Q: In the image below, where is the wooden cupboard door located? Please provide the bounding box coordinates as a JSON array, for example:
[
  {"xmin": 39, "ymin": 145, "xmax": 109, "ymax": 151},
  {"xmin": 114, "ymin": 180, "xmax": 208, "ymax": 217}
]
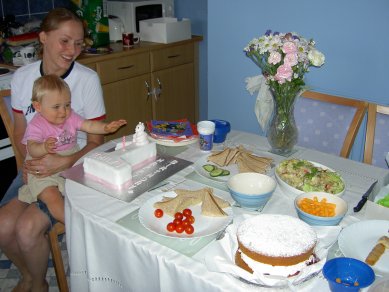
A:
[
  {"xmin": 103, "ymin": 74, "xmax": 153, "ymax": 141},
  {"xmin": 152, "ymin": 63, "xmax": 195, "ymax": 123}
]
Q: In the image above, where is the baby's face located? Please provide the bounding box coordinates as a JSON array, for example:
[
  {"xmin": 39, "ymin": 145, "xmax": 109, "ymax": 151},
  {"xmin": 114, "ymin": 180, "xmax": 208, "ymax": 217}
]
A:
[{"xmin": 37, "ymin": 89, "xmax": 72, "ymax": 125}]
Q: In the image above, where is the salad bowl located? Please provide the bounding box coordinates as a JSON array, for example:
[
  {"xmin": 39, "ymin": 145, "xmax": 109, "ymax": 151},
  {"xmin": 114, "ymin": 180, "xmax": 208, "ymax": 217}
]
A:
[{"xmin": 275, "ymin": 159, "xmax": 345, "ymax": 197}]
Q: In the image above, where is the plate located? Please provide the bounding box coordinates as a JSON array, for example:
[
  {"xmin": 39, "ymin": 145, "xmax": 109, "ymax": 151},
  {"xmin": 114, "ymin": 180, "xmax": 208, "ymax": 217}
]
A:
[
  {"xmin": 138, "ymin": 192, "xmax": 233, "ymax": 239},
  {"xmin": 82, "ymin": 47, "xmax": 112, "ymax": 55},
  {"xmin": 193, "ymin": 155, "xmax": 238, "ymax": 183},
  {"xmin": 338, "ymin": 220, "xmax": 389, "ymax": 276},
  {"xmin": 275, "ymin": 159, "xmax": 345, "ymax": 197},
  {"xmin": 148, "ymin": 135, "xmax": 198, "ymax": 147}
]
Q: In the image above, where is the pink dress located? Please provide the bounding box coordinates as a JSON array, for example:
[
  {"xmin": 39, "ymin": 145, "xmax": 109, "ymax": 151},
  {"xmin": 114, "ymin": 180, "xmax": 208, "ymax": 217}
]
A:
[{"xmin": 19, "ymin": 111, "xmax": 84, "ymax": 203}]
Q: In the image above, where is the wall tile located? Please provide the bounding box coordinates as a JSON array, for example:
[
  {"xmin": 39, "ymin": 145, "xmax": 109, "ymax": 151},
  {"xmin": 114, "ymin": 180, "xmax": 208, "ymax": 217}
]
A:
[
  {"xmin": 29, "ymin": 0, "xmax": 53, "ymax": 14},
  {"xmin": 3, "ymin": 0, "xmax": 29, "ymax": 17}
]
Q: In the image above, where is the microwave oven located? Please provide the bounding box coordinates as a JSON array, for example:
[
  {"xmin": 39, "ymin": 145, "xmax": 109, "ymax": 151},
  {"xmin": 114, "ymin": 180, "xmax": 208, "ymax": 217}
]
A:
[{"xmin": 107, "ymin": 0, "xmax": 174, "ymax": 34}]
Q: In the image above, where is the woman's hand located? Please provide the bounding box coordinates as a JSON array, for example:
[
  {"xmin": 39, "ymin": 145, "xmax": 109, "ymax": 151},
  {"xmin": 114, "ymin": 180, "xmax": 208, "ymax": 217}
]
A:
[{"xmin": 24, "ymin": 153, "xmax": 71, "ymax": 178}]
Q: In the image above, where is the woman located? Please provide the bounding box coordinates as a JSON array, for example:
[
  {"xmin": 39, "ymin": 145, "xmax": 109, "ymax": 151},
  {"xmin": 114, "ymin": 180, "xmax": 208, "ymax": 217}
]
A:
[{"xmin": 0, "ymin": 8, "xmax": 106, "ymax": 292}]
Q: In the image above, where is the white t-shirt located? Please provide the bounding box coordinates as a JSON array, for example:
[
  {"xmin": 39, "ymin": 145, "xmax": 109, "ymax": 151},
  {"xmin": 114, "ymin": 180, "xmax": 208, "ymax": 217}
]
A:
[{"xmin": 11, "ymin": 61, "xmax": 106, "ymax": 147}]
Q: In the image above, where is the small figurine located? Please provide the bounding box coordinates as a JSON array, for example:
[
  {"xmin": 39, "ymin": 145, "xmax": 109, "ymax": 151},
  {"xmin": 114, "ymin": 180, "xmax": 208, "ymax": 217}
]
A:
[{"xmin": 133, "ymin": 122, "xmax": 149, "ymax": 146}]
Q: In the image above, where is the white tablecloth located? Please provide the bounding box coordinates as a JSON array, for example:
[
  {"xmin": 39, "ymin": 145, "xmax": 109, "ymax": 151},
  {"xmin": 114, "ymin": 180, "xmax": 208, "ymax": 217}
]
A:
[{"xmin": 65, "ymin": 131, "xmax": 389, "ymax": 292}]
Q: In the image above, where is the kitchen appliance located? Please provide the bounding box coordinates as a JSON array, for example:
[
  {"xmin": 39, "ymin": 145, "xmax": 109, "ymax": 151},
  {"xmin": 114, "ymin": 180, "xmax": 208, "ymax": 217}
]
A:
[
  {"xmin": 108, "ymin": 15, "xmax": 124, "ymax": 42},
  {"xmin": 107, "ymin": 0, "xmax": 174, "ymax": 34}
]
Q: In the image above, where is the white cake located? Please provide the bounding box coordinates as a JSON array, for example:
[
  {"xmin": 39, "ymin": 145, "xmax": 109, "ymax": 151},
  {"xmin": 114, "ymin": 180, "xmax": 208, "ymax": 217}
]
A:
[
  {"xmin": 83, "ymin": 122, "xmax": 157, "ymax": 188},
  {"xmin": 235, "ymin": 214, "xmax": 318, "ymax": 277}
]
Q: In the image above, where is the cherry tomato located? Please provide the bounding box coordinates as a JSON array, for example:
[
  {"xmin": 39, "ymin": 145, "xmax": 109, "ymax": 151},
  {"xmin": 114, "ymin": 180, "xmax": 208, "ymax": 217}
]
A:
[
  {"xmin": 175, "ymin": 223, "xmax": 185, "ymax": 233},
  {"xmin": 154, "ymin": 209, "xmax": 163, "ymax": 218},
  {"xmin": 185, "ymin": 225, "xmax": 194, "ymax": 234},
  {"xmin": 182, "ymin": 219, "xmax": 191, "ymax": 227},
  {"xmin": 174, "ymin": 212, "xmax": 184, "ymax": 220},
  {"xmin": 188, "ymin": 215, "xmax": 195, "ymax": 224},
  {"xmin": 167, "ymin": 222, "xmax": 176, "ymax": 232},
  {"xmin": 182, "ymin": 208, "xmax": 192, "ymax": 217},
  {"xmin": 173, "ymin": 218, "xmax": 182, "ymax": 225}
]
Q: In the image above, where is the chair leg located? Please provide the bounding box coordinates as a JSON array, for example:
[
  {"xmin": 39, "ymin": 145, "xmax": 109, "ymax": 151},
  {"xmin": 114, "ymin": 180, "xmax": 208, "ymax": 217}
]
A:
[{"xmin": 48, "ymin": 223, "xmax": 69, "ymax": 292}]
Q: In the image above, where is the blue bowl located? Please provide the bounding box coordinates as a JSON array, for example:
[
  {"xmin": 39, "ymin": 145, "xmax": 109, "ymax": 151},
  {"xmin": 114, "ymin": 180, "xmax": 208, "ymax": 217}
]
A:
[
  {"xmin": 323, "ymin": 257, "xmax": 375, "ymax": 292},
  {"xmin": 210, "ymin": 119, "xmax": 231, "ymax": 143},
  {"xmin": 294, "ymin": 192, "xmax": 348, "ymax": 226},
  {"xmin": 227, "ymin": 172, "xmax": 276, "ymax": 211}
]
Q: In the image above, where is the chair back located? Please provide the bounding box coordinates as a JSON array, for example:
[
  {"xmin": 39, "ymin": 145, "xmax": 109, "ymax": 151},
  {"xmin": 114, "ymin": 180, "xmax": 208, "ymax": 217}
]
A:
[
  {"xmin": 294, "ymin": 90, "xmax": 367, "ymax": 158},
  {"xmin": 0, "ymin": 89, "xmax": 23, "ymax": 170},
  {"xmin": 363, "ymin": 103, "xmax": 389, "ymax": 168}
]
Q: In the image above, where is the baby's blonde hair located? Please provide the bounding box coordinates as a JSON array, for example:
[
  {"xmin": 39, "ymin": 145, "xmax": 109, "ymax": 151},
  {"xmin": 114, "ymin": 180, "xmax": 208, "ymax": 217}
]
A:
[{"xmin": 32, "ymin": 75, "xmax": 71, "ymax": 103}]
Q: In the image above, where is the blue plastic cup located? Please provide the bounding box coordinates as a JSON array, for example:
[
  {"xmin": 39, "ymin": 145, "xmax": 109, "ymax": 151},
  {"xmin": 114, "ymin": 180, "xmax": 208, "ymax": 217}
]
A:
[{"xmin": 323, "ymin": 257, "xmax": 375, "ymax": 292}]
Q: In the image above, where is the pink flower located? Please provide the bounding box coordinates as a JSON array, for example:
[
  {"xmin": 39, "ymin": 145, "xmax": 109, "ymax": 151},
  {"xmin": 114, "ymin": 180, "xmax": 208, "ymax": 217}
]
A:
[
  {"xmin": 268, "ymin": 51, "xmax": 281, "ymax": 65},
  {"xmin": 282, "ymin": 41, "xmax": 297, "ymax": 54},
  {"xmin": 284, "ymin": 53, "xmax": 298, "ymax": 66},
  {"xmin": 275, "ymin": 64, "xmax": 293, "ymax": 84}
]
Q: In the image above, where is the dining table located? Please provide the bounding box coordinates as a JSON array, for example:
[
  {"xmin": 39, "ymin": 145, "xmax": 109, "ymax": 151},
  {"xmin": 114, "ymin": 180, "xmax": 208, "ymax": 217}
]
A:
[{"xmin": 64, "ymin": 130, "xmax": 389, "ymax": 292}]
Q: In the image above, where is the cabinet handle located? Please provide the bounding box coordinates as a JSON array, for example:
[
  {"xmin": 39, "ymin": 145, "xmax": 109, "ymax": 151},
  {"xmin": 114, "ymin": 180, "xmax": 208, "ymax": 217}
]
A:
[
  {"xmin": 167, "ymin": 54, "xmax": 180, "ymax": 59},
  {"xmin": 154, "ymin": 78, "xmax": 162, "ymax": 101},
  {"xmin": 117, "ymin": 65, "xmax": 134, "ymax": 70},
  {"xmin": 144, "ymin": 81, "xmax": 152, "ymax": 101}
]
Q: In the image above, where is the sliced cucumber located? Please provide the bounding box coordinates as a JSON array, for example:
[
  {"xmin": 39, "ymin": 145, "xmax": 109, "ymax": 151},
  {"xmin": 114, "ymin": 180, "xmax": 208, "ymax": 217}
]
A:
[
  {"xmin": 221, "ymin": 169, "xmax": 230, "ymax": 176},
  {"xmin": 203, "ymin": 164, "xmax": 216, "ymax": 172},
  {"xmin": 210, "ymin": 168, "xmax": 224, "ymax": 177}
]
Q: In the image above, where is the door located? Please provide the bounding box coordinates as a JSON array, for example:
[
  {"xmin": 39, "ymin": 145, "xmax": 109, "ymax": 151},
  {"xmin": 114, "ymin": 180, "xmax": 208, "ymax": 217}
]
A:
[
  {"xmin": 103, "ymin": 73, "xmax": 153, "ymax": 141},
  {"xmin": 151, "ymin": 62, "xmax": 195, "ymax": 123}
]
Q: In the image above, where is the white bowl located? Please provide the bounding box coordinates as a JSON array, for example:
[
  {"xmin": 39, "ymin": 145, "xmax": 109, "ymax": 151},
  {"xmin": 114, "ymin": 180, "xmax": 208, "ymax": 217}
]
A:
[
  {"xmin": 294, "ymin": 192, "xmax": 348, "ymax": 226},
  {"xmin": 227, "ymin": 172, "xmax": 276, "ymax": 211},
  {"xmin": 275, "ymin": 159, "xmax": 345, "ymax": 197}
]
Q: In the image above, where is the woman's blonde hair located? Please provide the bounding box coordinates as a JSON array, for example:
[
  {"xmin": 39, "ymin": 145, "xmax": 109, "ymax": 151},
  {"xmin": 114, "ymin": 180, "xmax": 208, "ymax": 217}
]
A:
[
  {"xmin": 41, "ymin": 7, "xmax": 83, "ymax": 33},
  {"xmin": 32, "ymin": 75, "xmax": 71, "ymax": 103}
]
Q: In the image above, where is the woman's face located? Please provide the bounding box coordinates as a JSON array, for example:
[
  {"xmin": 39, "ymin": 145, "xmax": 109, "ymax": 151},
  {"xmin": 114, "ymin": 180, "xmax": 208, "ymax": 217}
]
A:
[{"xmin": 39, "ymin": 20, "xmax": 84, "ymax": 75}]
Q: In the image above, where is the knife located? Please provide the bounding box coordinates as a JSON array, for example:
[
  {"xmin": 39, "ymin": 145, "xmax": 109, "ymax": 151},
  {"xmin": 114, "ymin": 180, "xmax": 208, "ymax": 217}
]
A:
[{"xmin": 353, "ymin": 180, "xmax": 377, "ymax": 212}]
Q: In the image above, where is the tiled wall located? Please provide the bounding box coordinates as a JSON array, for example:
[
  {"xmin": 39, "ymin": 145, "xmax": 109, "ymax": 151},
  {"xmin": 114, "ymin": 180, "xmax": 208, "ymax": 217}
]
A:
[{"xmin": 0, "ymin": 0, "xmax": 70, "ymax": 23}]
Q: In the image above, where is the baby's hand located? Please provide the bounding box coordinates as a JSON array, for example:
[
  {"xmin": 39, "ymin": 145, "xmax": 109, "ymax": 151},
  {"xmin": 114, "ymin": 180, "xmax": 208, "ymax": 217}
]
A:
[
  {"xmin": 44, "ymin": 137, "xmax": 57, "ymax": 154},
  {"xmin": 104, "ymin": 119, "xmax": 127, "ymax": 133}
]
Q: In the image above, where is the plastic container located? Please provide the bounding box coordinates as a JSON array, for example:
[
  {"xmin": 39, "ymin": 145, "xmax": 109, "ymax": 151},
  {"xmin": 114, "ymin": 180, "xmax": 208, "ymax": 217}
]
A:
[
  {"xmin": 197, "ymin": 121, "xmax": 215, "ymax": 151},
  {"xmin": 323, "ymin": 257, "xmax": 375, "ymax": 292},
  {"xmin": 210, "ymin": 119, "xmax": 231, "ymax": 143}
]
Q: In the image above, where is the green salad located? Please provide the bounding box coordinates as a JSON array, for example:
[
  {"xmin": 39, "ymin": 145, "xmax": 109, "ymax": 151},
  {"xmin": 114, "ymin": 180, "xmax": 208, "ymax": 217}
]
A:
[
  {"xmin": 377, "ymin": 194, "xmax": 389, "ymax": 207},
  {"xmin": 276, "ymin": 159, "xmax": 345, "ymax": 194}
]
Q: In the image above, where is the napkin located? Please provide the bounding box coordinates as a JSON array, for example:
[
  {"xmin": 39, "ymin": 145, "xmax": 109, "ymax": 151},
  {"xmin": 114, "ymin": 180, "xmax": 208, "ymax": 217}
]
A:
[{"xmin": 204, "ymin": 214, "xmax": 341, "ymax": 288}]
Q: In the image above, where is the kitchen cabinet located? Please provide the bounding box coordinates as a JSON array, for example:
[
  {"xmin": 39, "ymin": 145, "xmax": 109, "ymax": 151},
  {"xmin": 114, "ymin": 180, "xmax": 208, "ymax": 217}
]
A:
[{"xmin": 78, "ymin": 36, "xmax": 201, "ymax": 142}]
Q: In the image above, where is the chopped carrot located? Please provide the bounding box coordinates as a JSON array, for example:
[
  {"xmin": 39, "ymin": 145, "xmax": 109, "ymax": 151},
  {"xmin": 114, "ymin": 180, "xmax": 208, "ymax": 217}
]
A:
[{"xmin": 298, "ymin": 196, "xmax": 336, "ymax": 217}]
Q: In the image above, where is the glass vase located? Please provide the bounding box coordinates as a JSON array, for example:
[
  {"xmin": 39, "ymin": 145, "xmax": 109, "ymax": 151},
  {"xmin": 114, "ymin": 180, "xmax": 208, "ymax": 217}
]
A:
[{"xmin": 267, "ymin": 88, "xmax": 299, "ymax": 156}]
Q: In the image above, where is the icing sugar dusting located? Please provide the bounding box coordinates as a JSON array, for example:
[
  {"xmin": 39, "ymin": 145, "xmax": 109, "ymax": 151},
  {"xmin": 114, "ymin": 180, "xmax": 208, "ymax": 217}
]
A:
[{"xmin": 237, "ymin": 214, "xmax": 317, "ymax": 257}]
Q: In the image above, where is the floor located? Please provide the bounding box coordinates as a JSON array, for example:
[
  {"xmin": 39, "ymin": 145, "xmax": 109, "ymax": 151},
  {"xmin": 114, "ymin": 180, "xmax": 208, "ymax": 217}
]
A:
[{"xmin": 0, "ymin": 234, "xmax": 69, "ymax": 292}]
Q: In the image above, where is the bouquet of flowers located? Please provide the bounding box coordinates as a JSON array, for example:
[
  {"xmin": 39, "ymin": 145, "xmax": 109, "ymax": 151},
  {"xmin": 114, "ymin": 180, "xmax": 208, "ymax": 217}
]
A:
[
  {"xmin": 244, "ymin": 30, "xmax": 325, "ymax": 91},
  {"xmin": 244, "ymin": 30, "xmax": 325, "ymax": 155}
]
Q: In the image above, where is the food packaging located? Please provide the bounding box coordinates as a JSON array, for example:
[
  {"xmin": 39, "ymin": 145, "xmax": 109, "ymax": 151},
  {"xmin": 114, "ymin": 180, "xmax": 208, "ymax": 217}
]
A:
[{"xmin": 70, "ymin": 0, "xmax": 110, "ymax": 47}]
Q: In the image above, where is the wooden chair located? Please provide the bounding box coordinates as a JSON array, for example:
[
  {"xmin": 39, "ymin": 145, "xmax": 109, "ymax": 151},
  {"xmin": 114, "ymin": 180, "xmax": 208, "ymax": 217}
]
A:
[
  {"xmin": 295, "ymin": 90, "xmax": 368, "ymax": 158},
  {"xmin": 0, "ymin": 89, "xmax": 69, "ymax": 292},
  {"xmin": 363, "ymin": 103, "xmax": 389, "ymax": 168}
]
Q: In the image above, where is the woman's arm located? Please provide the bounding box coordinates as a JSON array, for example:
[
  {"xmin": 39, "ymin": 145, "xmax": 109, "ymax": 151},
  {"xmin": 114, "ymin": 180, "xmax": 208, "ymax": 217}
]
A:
[{"xmin": 13, "ymin": 112, "xmax": 27, "ymax": 160}]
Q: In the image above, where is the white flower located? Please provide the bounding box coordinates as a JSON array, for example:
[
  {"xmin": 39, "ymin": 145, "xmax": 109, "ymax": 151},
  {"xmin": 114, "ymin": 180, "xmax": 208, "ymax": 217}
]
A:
[{"xmin": 308, "ymin": 49, "xmax": 325, "ymax": 67}]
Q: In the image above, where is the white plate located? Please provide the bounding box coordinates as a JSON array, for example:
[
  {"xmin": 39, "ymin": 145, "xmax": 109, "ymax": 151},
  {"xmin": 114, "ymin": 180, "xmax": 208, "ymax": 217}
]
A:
[
  {"xmin": 338, "ymin": 220, "xmax": 389, "ymax": 276},
  {"xmin": 193, "ymin": 155, "xmax": 239, "ymax": 183},
  {"xmin": 138, "ymin": 192, "xmax": 233, "ymax": 239},
  {"xmin": 148, "ymin": 135, "xmax": 198, "ymax": 147},
  {"xmin": 275, "ymin": 160, "xmax": 345, "ymax": 197}
]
